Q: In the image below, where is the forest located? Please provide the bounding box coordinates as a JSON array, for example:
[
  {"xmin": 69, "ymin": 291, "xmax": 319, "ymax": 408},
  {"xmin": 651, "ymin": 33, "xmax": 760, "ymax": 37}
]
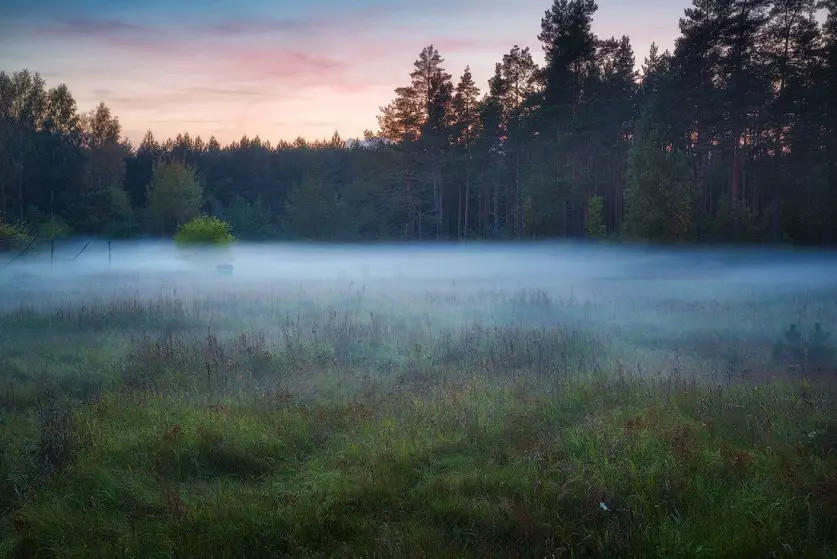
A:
[{"xmin": 1, "ymin": 0, "xmax": 837, "ymax": 245}]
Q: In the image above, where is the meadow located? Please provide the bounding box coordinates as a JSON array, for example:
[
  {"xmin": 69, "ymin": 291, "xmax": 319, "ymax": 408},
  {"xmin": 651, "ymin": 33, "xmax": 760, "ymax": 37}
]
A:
[{"xmin": 1, "ymin": 241, "xmax": 836, "ymax": 558}]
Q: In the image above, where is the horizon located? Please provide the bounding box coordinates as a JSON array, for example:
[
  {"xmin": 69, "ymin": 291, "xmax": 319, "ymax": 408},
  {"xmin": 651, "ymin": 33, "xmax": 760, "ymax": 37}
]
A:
[{"xmin": 0, "ymin": 0, "xmax": 689, "ymax": 147}]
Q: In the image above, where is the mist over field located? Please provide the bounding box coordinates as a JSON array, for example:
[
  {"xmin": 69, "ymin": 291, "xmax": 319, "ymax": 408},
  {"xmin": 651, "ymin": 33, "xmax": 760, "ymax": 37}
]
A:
[
  {"xmin": 3, "ymin": 240, "xmax": 837, "ymax": 557},
  {"xmin": 5, "ymin": 0, "xmax": 837, "ymax": 550},
  {"xmin": 3, "ymin": 241, "xmax": 837, "ymax": 558},
  {"xmin": 5, "ymin": 238, "xmax": 837, "ymax": 295},
  {"xmin": 2, "ymin": 240, "xmax": 836, "ymax": 377}
]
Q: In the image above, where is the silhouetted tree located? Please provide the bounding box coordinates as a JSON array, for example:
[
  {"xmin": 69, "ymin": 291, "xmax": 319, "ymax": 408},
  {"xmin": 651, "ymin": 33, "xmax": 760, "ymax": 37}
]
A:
[{"xmin": 3, "ymin": 0, "xmax": 837, "ymax": 246}]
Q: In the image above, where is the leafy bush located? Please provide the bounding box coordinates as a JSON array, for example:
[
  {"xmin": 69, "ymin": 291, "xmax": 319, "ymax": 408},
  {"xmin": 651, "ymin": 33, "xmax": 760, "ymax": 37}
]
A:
[
  {"xmin": 38, "ymin": 216, "xmax": 73, "ymax": 240},
  {"xmin": 20, "ymin": 207, "xmax": 73, "ymax": 240},
  {"xmin": 174, "ymin": 215, "xmax": 235, "ymax": 246},
  {"xmin": 0, "ymin": 220, "xmax": 32, "ymax": 253}
]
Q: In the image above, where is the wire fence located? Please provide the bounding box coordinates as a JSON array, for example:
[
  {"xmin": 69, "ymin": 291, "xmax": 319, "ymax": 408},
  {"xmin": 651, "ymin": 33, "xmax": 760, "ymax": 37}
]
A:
[{"xmin": 3, "ymin": 237, "xmax": 111, "ymax": 269}]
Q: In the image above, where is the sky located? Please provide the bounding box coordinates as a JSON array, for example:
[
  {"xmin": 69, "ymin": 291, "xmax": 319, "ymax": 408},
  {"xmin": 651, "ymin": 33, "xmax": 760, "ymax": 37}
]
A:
[{"xmin": 0, "ymin": 0, "xmax": 692, "ymax": 147}]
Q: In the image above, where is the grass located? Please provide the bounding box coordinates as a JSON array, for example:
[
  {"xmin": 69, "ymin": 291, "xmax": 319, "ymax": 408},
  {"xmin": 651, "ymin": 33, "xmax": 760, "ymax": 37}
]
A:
[{"xmin": 0, "ymin": 278, "xmax": 836, "ymax": 558}]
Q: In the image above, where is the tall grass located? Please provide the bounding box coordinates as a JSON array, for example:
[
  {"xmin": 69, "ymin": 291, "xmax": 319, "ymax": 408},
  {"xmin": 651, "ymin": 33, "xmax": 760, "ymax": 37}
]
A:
[{"xmin": 1, "ymin": 285, "xmax": 835, "ymax": 558}]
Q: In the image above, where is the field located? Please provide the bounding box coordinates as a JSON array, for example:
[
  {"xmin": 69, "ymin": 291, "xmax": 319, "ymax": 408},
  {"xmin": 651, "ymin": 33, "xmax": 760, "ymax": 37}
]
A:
[{"xmin": 1, "ymin": 241, "xmax": 837, "ymax": 558}]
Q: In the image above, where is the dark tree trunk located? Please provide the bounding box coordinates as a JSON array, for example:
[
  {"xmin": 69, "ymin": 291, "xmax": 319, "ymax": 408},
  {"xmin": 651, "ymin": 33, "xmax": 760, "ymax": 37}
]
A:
[{"xmin": 463, "ymin": 156, "xmax": 471, "ymax": 240}]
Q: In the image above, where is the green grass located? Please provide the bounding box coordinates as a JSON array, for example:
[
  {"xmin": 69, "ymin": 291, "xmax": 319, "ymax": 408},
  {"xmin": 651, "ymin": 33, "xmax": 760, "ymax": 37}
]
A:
[{"xmin": 1, "ymin": 285, "xmax": 836, "ymax": 558}]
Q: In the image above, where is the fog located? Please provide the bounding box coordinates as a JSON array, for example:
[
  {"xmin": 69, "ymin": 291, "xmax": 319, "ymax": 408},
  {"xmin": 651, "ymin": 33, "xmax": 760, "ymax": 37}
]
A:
[
  {"xmin": 3, "ymin": 239, "xmax": 836, "ymax": 298},
  {"xmin": 2, "ymin": 240, "xmax": 837, "ymax": 372}
]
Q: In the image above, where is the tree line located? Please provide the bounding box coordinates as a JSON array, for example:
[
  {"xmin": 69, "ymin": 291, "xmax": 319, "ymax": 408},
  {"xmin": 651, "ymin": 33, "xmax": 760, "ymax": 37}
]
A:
[{"xmin": 1, "ymin": 0, "xmax": 836, "ymax": 245}]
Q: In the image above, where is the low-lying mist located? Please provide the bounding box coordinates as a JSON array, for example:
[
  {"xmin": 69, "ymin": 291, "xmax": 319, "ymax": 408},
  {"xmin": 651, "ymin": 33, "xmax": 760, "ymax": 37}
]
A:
[
  {"xmin": 4, "ymin": 238, "xmax": 836, "ymax": 293},
  {"xmin": 4, "ymin": 240, "xmax": 837, "ymax": 557},
  {"xmin": 2, "ymin": 239, "xmax": 836, "ymax": 381}
]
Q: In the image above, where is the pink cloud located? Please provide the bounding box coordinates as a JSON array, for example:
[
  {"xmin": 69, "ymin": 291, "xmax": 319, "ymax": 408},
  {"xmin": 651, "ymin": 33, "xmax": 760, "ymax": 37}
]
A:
[
  {"xmin": 203, "ymin": 17, "xmax": 330, "ymax": 37},
  {"xmin": 213, "ymin": 48, "xmax": 345, "ymax": 81},
  {"xmin": 94, "ymin": 87, "xmax": 281, "ymax": 112},
  {"xmin": 48, "ymin": 17, "xmax": 148, "ymax": 36},
  {"xmin": 19, "ymin": 11, "xmax": 536, "ymax": 146}
]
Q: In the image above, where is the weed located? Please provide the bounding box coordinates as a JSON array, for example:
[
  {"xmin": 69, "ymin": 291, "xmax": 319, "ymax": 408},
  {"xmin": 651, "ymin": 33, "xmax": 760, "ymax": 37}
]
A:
[
  {"xmin": 0, "ymin": 285, "xmax": 836, "ymax": 557},
  {"xmin": 34, "ymin": 393, "xmax": 74, "ymax": 477}
]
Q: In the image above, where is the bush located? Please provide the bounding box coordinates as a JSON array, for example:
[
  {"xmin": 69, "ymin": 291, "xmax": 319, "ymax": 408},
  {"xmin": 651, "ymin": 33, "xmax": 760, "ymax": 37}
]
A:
[
  {"xmin": 0, "ymin": 220, "xmax": 32, "ymax": 253},
  {"xmin": 38, "ymin": 216, "xmax": 73, "ymax": 240},
  {"xmin": 174, "ymin": 216, "xmax": 235, "ymax": 246}
]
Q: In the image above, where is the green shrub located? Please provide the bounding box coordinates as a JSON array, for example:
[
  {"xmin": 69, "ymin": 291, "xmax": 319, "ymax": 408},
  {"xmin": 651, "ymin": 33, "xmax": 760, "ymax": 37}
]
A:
[
  {"xmin": 0, "ymin": 220, "xmax": 32, "ymax": 253},
  {"xmin": 174, "ymin": 215, "xmax": 235, "ymax": 246},
  {"xmin": 38, "ymin": 216, "xmax": 73, "ymax": 240}
]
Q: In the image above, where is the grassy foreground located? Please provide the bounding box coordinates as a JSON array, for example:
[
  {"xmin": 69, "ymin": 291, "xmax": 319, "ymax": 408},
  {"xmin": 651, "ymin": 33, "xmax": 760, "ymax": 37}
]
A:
[{"xmin": 1, "ymin": 281, "xmax": 836, "ymax": 558}]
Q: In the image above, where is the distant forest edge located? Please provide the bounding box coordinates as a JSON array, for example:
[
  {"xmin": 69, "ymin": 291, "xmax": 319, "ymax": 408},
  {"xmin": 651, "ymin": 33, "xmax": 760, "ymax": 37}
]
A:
[{"xmin": 2, "ymin": 0, "xmax": 837, "ymax": 247}]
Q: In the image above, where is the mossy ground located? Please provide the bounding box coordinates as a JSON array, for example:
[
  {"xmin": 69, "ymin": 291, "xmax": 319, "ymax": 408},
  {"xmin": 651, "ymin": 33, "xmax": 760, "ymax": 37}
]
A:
[{"xmin": 1, "ymin": 282, "xmax": 835, "ymax": 558}]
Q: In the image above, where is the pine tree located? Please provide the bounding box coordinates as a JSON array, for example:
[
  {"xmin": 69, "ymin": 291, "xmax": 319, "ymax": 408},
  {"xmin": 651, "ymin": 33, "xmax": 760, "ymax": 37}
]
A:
[
  {"xmin": 378, "ymin": 45, "xmax": 454, "ymax": 238},
  {"xmin": 411, "ymin": 46, "xmax": 452, "ymax": 125},
  {"xmin": 589, "ymin": 35, "xmax": 637, "ymax": 233},
  {"xmin": 718, "ymin": 0, "xmax": 772, "ymax": 236},
  {"xmin": 452, "ymin": 67, "xmax": 481, "ymax": 239},
  {"xmin": 763, "ymin": 0, "xmax": 822, "ymax": 241},
  {"xmin": 498, "ymin": 46, "xmax": 539, "ymax": 238},
  {"xmin": 820, "ymin": 0, "xmax": 837, "ymax": 242},
  {"xmin": 623, "ymin": 120, "xmax": 695, "ymax": 241},
  {"xmin": 671, "ymin": 1, "xmax": 725, "ymax": 231},
  {"xmin": 537, "ymin": 0, "xmax": 601, "ymax": 236},
  {"xmin": 474, "ymin": 64, "xmax": 507, "ymax": 237},
  {"xmin": 538, "ymin": 0, "xmax": 599, "ymax": 114}
]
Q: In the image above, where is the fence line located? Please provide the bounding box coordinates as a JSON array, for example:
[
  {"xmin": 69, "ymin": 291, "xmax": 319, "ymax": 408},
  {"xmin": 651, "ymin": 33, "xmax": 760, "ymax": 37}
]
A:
[
  {"xmin": 4, "ymin": 236, "xmax": 38, "ymax": 267},
  {"xmin": 4, "ymin": 237, "xmax": 102, "ymax": 268},
  {"xmin": 70, "ymin": 240, "xmax": 92, "ymax": 262}
]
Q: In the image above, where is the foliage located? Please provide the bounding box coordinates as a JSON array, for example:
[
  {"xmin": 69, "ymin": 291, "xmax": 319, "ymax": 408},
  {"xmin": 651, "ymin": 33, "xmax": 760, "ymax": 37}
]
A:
[
  {"xmin": 76, "ymin": 184, "xmax": 137, "ymax": 238},
  {"xmin": 19, "ymin": 208, "xmax": 72, "ymax": 240},
  {"xmin": 0, "ymin": 220, "xmax": 31, "ymax": 252},
  {"xmin": 216, "ymin": 194, "xmax": 275, "ymax": 240},
  {"xmin": 38, "ymin": 216, "xmax": 72, "ymax": 240},
  {"xmin": 708, "ymin": 195, "xmax": 767, "ymax": 243},
  {"xmin": 2, "ymin": 0, "xmax": 837, "ymax": 245},
  {"xmin": 0, "ymin": 286, "xmax": 836, "ymax": 557},
  {"xmin": 174, "ymin": 215, "xmax": 235, "ymax": 246},
  {"xmin": 585, "ymin": 195, "xmax": 607, "ymax": 239},
  {"xmin": 283, "ymin": 174, "xmax": 346, "ymax": 241},
  {"xmin": 146, "ymin": 162, "xmax": 203, "ymax": 236},
  {"xmin": 623, "ymin": 138, "xmax": 695, "ymax": 242}
]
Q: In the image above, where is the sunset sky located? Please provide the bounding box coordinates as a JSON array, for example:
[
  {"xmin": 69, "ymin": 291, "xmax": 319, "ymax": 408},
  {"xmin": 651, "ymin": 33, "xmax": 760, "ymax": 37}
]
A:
[{"xmin": 0, "ymin": 0, "xmax": 691, "ymax": 146}]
